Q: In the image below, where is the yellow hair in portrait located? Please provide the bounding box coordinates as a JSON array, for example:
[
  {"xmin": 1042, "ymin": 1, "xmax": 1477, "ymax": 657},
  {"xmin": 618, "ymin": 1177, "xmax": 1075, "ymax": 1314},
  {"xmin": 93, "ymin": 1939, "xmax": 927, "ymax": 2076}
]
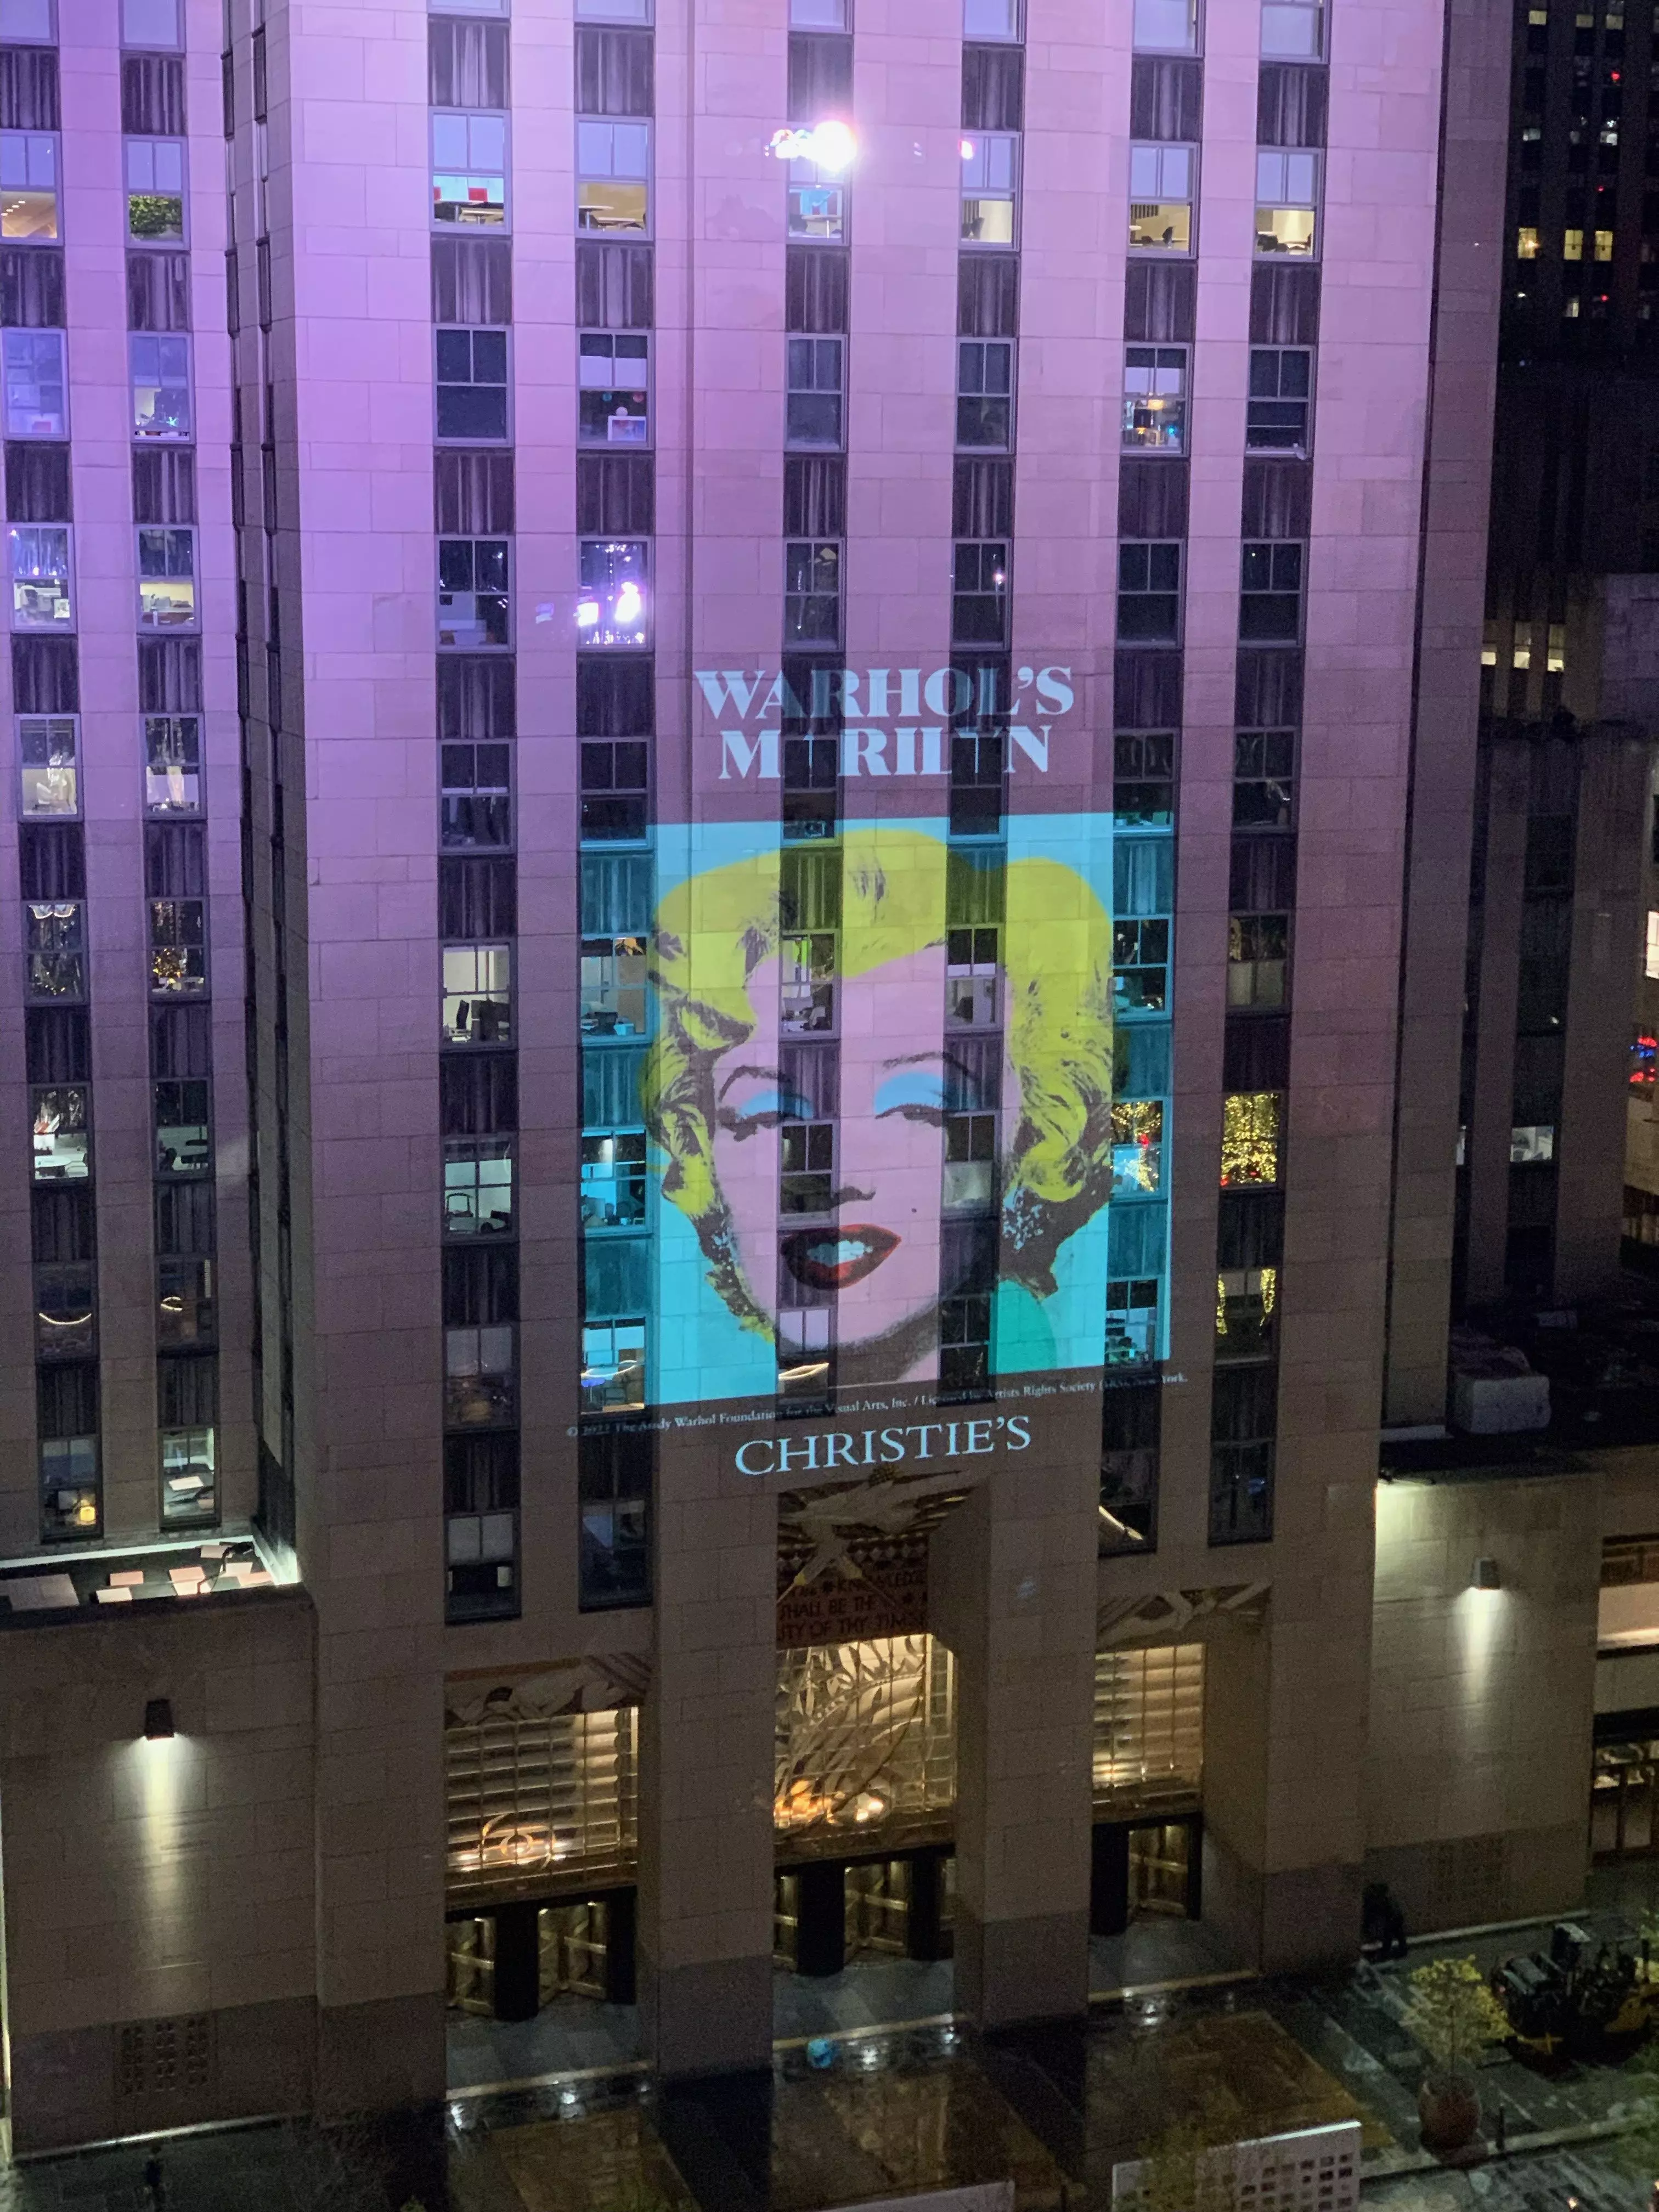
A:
[{"xmin": 641, "ymin": 825, "xmax": 1115, "ymax": 1324}]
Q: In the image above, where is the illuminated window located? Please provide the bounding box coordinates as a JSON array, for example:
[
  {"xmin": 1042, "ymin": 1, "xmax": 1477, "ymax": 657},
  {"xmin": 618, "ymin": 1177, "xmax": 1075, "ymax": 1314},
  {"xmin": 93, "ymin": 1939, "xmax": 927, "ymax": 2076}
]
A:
[
  {"xmin": 578, "ymin": 538, "xmax": 649, "ymax": 646},
  {"xmin": 578, "ymin": 330, "xmax": 648, "ymax": 445},
  {"xmin": 961, "ymin": 131, "xmax": 1018, "ymax": 245},
  {"xmin": 145, "ymin": 714, "xmax": 201, "ymax": 814},
  {"xmin": 4, "ymin": 329, "xmax": 66, "ymax": 437},
  {"xmin": 1, "ymin": 131, "xmax": 58, "ymax": 240},
  {"xmin": 436, "ymin": 111, "xmax": 510, "ymax": 227},
  {"xmin": 580, "ymin": 934, "xmax": 647, "ymax": 1035},
  {"xmin": 1510, "ymin": 1123, "xmax": 1556, "ymax": 1164},
  {"xmin": 447, "ymin": 1137, "xmax": 515, "ymax": 1235},
  {"xmin": 1111, "ymin": 1101, "xmax": 1163, "ymax": 1196},
  {"xmin": 580, "ymin": 1130, "xmax": 645, "ymax": 1228},
  {"xmin": 958, "ymin": 337, "xmax": 1013, "ymax": 448},
  {"xmin": 951, "ymin": 539, "xmax": 1007, "ymax": 644},
  {"xmin": 582, "ymin": 1319, "xmax": 646, "ymax": 1413},
  {"xmin": 442, "ymin": 943, "xmax": 512, "ymax": 1045},
  {"xmin": 1565, "ymin": 228, "xmax": 1585, "ymax": 259},
  {"xmin": 1517, "ymin": 225, "xmax": 1541, "ymax": 258},
  {"xmin": 1128, "ymin": 142, "xmax": 1193, "ymax": 251},
  {"xmin": 1114, "ymin": 917, "xmax": 1169, "ymax": 1013},
  {"xmin": 1255, "ymin": 149, "xmax": 1319, "ymax": 257},
  {"xmin": 1647, "ymin": 909, "xmax": 1659, "ymax": 980},
  {"xmin": 131, "ymin": 331, "xmax": 190, "ymax": 441},
  {"xmin": 9, "ymin": 522, "xmax": 69, "ymax": 628},
  {"xmin": 438, "ymin": 537, "xmax": 510, "ymax": 650},
  {"xmin": 782, "ymin": 932, "xmax": 836, "ymax": 1032},
  {"xmin": 1217, "ymin": 1268, "xmax": 1277, "ymax": 1357},
  {"xmin": 1220, "ymin": 1091, "xmax": 1282, "ymax": 1185},
  {"xmin": 788, "ymin": 156, "xmax": 845, "ymax": 241},
  {"xmin": 26, "ymin": 898, "xmax": 82, "ymax": 1000},
  {"xmin": 1118, "ymin": 539, "xmax": 1181, "ymax": 640},
  {"xmin": 40, "ymin": 1434, "xmax": 98, "ymax": 1539},
  {"xmin": 1133, "ymin": 0, "xmax": 1198, "ymax": 49},
  {"xmin": 1105, "ymin": 1277, "xmax": 1160, "ymax": 1365},
  {"xmin": 438, "ymin": 326, "xmax": 509, "ymax": 440},
  {"xmin": 786, "ymin": 538, "xmax": 841, "ymax": 645},
  {"xmin": 777, "ymin": 1305, "xmax": 834, "ymax": 1404},
  {"xmin": 37, "ymin": 1262, "xmax": 93, "ymax": 1359},
  {"xmin": 944, "ymin": 1113, "xmax": 997, "ymax": 1212},
  {"xmin": 1260, "ymin": 0, "xmax": 1321, "ymax": 57},
  {"xmin": 1227, "ymin": 913, "xmax": 1288, "ymax": 1008},
  {"xmin": 787, "ymin": 335, "xmax": 845, "ymax": 448},
  {"xmin": 445, "ymin": 1323, "xmax": 516, "ymax": 1428},
  {"xmin": 1596, "ymin": 228, "xmax": 1615, "ymax": 261},
  {"xmin": 1547, "ymin": 624, "xmax": 1566, "ymax": 673},
  {"xmin": 126, "ymin": 137, "xmax": 184, "ymax": 240},
  {"xmin": 160, "ymin": 1423, "xmax": 216, "ymax": 1526},
  {"xmin": 1123, "ymin": 344, "xmax": 1187, "ymax": 451},
  {"xmin": 137, "ymin": 525, "xmax": 195, "ymax": 630},
  {"xmin": 149, "ymin": 897, "xmax": 205, "ymax": 997},
  {"xmin": 156, "ymin": 1257, "xmax": 213, "ymax": 1348},
  {"xmin": 19, "ymin": 713, "xmax": 76, "ymax": 816}
]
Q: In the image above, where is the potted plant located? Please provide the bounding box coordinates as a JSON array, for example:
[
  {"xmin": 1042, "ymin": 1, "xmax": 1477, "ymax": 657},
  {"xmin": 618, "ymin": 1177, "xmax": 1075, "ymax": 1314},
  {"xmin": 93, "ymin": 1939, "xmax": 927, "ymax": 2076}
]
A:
[{"xmin": 1401, "ymin": 1954, "xmax": 1513, "ymax": 2156}]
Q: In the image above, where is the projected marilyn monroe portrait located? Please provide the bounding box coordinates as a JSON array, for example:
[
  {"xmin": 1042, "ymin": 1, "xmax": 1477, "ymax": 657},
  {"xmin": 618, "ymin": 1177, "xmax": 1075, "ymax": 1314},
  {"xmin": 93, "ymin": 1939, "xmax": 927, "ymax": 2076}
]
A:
[{"xmin": 641, "ymin": 825, "xmax": 1115, "ymax": 1391}]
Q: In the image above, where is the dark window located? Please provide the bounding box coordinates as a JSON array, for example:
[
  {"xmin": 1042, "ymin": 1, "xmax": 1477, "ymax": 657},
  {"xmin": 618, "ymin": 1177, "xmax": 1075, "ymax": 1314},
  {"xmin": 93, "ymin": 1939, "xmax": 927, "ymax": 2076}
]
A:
[
  {"xmin": 1, "ymin": 246, "xmax": 64, "ymax": 329},
  {"xmin": 121, "ymin": 55, "xmax": 185, "ymax": 134},
  {"xmin": 950, "ymin": 729, "xmax": 1004, "ymax": 837},
  {"xmin": 581, "ymin": 738, "xmax": 649, "ymax": 842},
  {"xmin": 444, "ymin": 1433, "xmax": 520, "ymax": 1622},
  {"xmin": 575, "ymin": 25, "xmax": 651, "ymax": 114},
  {"xmin": 957, "ymin": 251, "xmax": 1019, "ymax": 336},
  {"xmin": 963, "ymin": 45, "xmax": 1024, "ymax": 130},
  {"xmin": 957, "ymin": 338, "xmax": 1013, "ymax": 447},
  {"xmin": 1210, "ymin": 1364, "xmax": 1276, "ymax": 1544},
  {"xmin": 1118, "ymin": 541, "xmax": 1181, "ymax": 641},
  {"xmin": 1246, "ymin": 346, "xmax": 1312, "ymax": 453},
  {"xmin": 788, "ymin": 32, "xmax": 853, "ymax": 120},
  {"xmin": 439, "ymin": 855, "xmax": 516, "ymax": 939},
  {"xmin": 1239, "ymin": 541, "xmax": 1303, "ymax": 640},
  {"xmin": 579, "ymin": 1427, "xmax": 652, "ymax": 1609},
  {"xmin": 1114, "ymin": 729, "xmax": 1175, "ymax": 826},
  {"xmin": 1233, "ymin": 728, "xmax": 1295, "ymax": 826},
  {"xmin": 578, "ymin": 654, "xmax": 653, "ymax": 735},
  {"xmin": 0, "ymin": 48, "xmax": 59, "ymax": 131},
  {"xmin": 577, "ymin": 451, "xmax": 654, "ymax": 535},
  {"xmin": 1119, "ymin": 455, "xmax": 1188, "ymax": 538},
  {"xmin": 1101, "ymin": 1379, "xmax": 1159, "ymax": 1554},
  {"xmin": 441, "ymin": 1052, "xmax": 518, "ymax": 1137},
  {"xmin": 5, "ymin": 439, "xmax": 68, "ymax": 519},
  {"xmin": 1130, "ymin": 55, "xmax": 1201, "ymax": 140},
  {"xmin": 432, "ymin": 236, "xmax": 513, "ymax": 325},
  {"xmin": 953, "ymin": 457, "xmax": 1013, "ymax": 538},
  {"xmin": 442, "ymin": 741, "xmax": 511, "ymax": 850},
  {"xmin": 434, "ymin": 445, "xmax": 513, "ymax": 534},
  {"xmin": 952, "ymin": 540, "xmax": 1008, "ymax": 644},
  {"xmin": 438, "ymin": 654, "xmax": 515, "ymax": 740},
  {"xmin": 784, "ymin": 452, "xmax": 845, "ymax": 537},
  {"xmin": 13, "ymin": 635, "xmax": 77, "ymax": 713},
  {"xmin": 1249, "ymin": 262, "xmax": 1320, "ymax": 343},
  {"xmin": 435, "ymin": 326, "xmax": 507, "ymax": 441},
  {"xmin": 1124, "ymin": 260, "xmax": 1195, "ymax": 342},
  {"xmin": 132, "ymin": 447, "xmax": 195, "ymax": 524},
  {"xmin": 128, "ymin": 250, "xmax": 190, "ymax": 333},
  {"xmin": 786, "ymin": 334, "xmax": 844, "ymax": 447},
  {"xmin": 786, "ymin": 244, "xmax": 849, "ymax": 333},
  {"xmin": 430, "ymin": 19, "xmax": 510, "ymax": 108},
  {"xmin": 1257, "ymin": 63, "xmax": 1328, "ymax": 146}
]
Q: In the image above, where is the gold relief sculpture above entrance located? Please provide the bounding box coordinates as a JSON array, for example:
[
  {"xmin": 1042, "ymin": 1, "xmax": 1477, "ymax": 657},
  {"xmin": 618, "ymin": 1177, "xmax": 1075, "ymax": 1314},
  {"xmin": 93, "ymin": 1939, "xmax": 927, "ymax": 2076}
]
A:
[
  {"xmin": 774, "ymin": 1632, "xmax": 956, "ymax": 1856},
  {"xmin": 776, "ymin": 1468, "xmax": 973, "ymax": 1647}
]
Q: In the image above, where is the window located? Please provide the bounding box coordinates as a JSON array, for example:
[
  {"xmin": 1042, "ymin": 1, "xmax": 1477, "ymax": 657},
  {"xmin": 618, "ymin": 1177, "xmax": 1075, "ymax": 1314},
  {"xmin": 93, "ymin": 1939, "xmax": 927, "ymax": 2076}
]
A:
[
  {"xmin": 944, "ymin": 1112, "xmax": 996, "ymax": 1211},
  {"xmin": 787, "ymin": 335, "xmax": 844, "ymax": 448},
  {"xmin": 582, "ymin": 1318, "xmax": 646, "ymax": 1412},
  {"xmin": 25, "ymin": 897, "xmax": 81, "ymax": 998},
  {"xmin": 1246, "ymin": 346, "xmax": 1311, "ymax": 455},
  {"xmin": 964, "ymin": 0, "xmax": 1020, "ymax": 33},
  {"xmin": 957, "ymin": 337, "xmax": 1012, "ymax": 448},
  {"xmin": 1239, "ymin": 541, "xmax": 1302, "ymax": 641},
  {"xmin": 3, "ymin": 326, "xmax": 63, "ymax": 435},
  {"xmin": 1595, "ymin": 228, "xmax": 1615, "ymax": 262},
  {"xmin": 581, "ymin": 1128, "xmax": 647, "ymax": 1227},
  {"xmin": 1227, "ymin": 913, "xmax": 1288, "ymax": 1007},
  {"xmin": 780, "ymin": 1118, "xmax": 834, "ymax": 1214},
  {"xmin": 144, "ymin": 714, "xmax": 200, "ymax": 813},
  {"xmin": 445, "ymin": 1436, "xmax": 519, "ymax": 1622},
  {"xmin": 940, "ymin": 1288, "xmax": 992, "ymax": 1398},
  {"xmin": 445, "ymin": 1322, "xmax": 515, "ymax": 1427},
  {"xmin": 786, "ymin": 539, "xmax": 841, "ymax": 645},
  {"xmin": 1114, "ymin": 731, "xmax": 1175, "ymax": 826},
  {"xmin": 947, "ymin": 926, "xmax": 998, "ymax": 1025},
  {"xmin": 433, "ymin": 112, "xmax": 507, "ymax": 227},
  {"xmin": 1255, "ymin": 149, "xmax": 1319, "ymax": 256},
  {"xmin": 1114, "ymin": 918, "xmax": 1169, "ymax": 1013},
  {"xmin": 19, "ymin": 711, "xmax": 74, "ymax": 814},
  {"xmin": 445, "ymin": 1136, "xmax": 514, "ymax": 1235},
  {"xmin": 1511, "ymin": 1123, "xmax": 1556, "ymax": 1164},
  {"xmin": 580, "ymin": 934, "xmax": 647, "ymax": 1035},
  {"xmin": 130, "ymin": 331, "xmax": 190, "ymax": 438},
  {"xmin": 8, "ymin": 521, "xmax": 66, "ymax": 627},
  {"xmin": 778, "ymin": 1306, "xmax": 834, "ymax": 1406},
  {"xmin": 1134, "ymin": 0, "xmax": 1198, "ymax": 48},
  {"xmin": 951, "ymin": 540, "xmax": 1007, "ymax": 643},
  {"xmin": 1128, "ymin": 143, "xmax": 1194, "ymax": 250},
  {"xmin": 154, "ymin": 1079, "xmax": 210, "ymax": 1174},
  {"xmin": 781, "ymin": 932, "xmax": 836, "ymax": 1032},
  {"xmin": 1111, "ymin": 1100, "xmax": 1163, "ymax": 1195},
  {"xmin": 436, "ymin": 326, "xmax": 507, "ymax": 439},
  {"xmin": 792, "ymin": 0, "xmax": 846, "ymax": 20},
  {"xmin": 0, "ymin": 0, "xmax": 55, "ymax": 38},
  {"xmin": 576, "ymin": 0, "xmax": 650, "ymax": 21},
  {"xmin": 126, "ymin": 138, "xmax": 183, "ymax": 240},
  {"xmin": 1105, "ymin": 1277, "xmax": 1159, "ymax": 1365},
  {"xmin": 1517, "ymin": 225, "xmax": 1541, "ymax": 259},
  {"xmin": 1210, "ymin": 1365, "xmax": 1274, "ymax": 1543},
  {"xmin": 577, "ymin": 538, "xmax": 648, "ymax": 646},
  {"xmin": 961, "ymin": 131, "xmax": 1018, "ymax": 245},
  {"xmin": 442, "ymin": 943, "xmax": 512, "ymax": 1045},
  {"xmin": 1647, "ymin": 908, "xmax": 1659, "ymax": 981},
  {"xmin": 442, "ymin": 740, "xmax": 510, "ymax": 848},
  {"xmin": 149, "ymin": 895, "xmax": 205, "ymax": 994},
  {"xmin": 1101, "ymin": 1380, "xmax": 1159, "ymax": 1554},
  {"xmin": 580, "ymin": 737, "xmax": 648, "ymax": 842},
  {"xmin": 1118, "ymin": 540, "xmax": 1180, "ymax": 641},
  {"xmin": 1233, "ymin": 729, "xmax": 1294, "ymax": 827},
  {"xmin": 161, "ymin": 1421, "xmax": 216, "ymax": 1525},
  {"xmin": 1260, "ymin": 0, "xmax": 1321, "ymax": 57},
  {"xmin": 41, "ymin": 1434, "xmax": 97, "ymax": 1538},
  {"xmin": 137, "ymin": 525, "xmax": 194, "ymax": 629},
  {"xmin": 1, "ymin": 131, "xmax": 55, "ymax": 239},
  {"xmin": 123, "ymin": 0, "xmax": 182, "ymax": 46},
  {"xmin": 579, "ymin": 1431, "xmax": 651, "ymax": 1610},
  {"xmin": 1122, "ymin": 343, "xmax": 1187, "ymax": 450},
  {"xmin": 31, "ymin": 1081, "xmax": 87, "ymax": 1180},
  {"xmin": 36, "ymin": 1261, "xmax": 93, "ymax": 1358},
  {"xmin": 1221, "ymin": 1091, "xmax": 1282, "ymax": 1185},
  {"xmin": 577, "ymin": 119, "xmax": 648, "ymax": 233},
  {"xmin": 156, "ymin": 1256, "xmax": 213, "ymax": 1346},
  {"xmin": 788, "ymin": 155, "xmax": 847, "ymax": 241},
  {"xmin": 579, "ymin": 329, "xmax": 649, "ymax": 444},
  {"xmin": 438, "ymin": 537, "xmax": 509, "ymax": 650}
]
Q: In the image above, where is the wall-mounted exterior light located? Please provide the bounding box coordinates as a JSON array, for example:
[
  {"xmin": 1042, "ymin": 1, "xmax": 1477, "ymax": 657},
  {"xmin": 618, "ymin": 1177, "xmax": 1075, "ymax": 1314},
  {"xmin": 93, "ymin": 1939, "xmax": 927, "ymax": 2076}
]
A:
[
  {"xmin": 1470, "ymin": 1557, "xmax": 1502, "ymax": 1592},
  {"xmin": 143, "ymin": 1697, "xmax": 174, "ymax": 1740}
]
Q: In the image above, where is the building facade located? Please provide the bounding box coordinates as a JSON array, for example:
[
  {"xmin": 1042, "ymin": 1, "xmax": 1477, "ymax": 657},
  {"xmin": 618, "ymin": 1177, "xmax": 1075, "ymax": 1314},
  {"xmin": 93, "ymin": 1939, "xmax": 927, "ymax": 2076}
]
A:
[{"xmin": 0, "ymin": 0, "xmax": 1539, "ymax": 2156}]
